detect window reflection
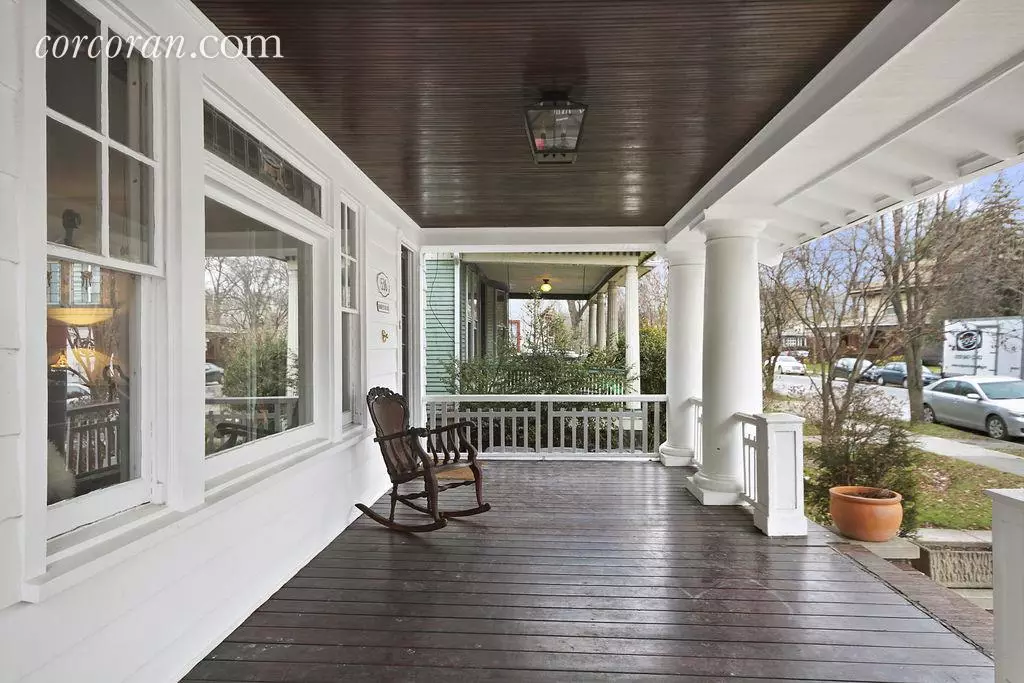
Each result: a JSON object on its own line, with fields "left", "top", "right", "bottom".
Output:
{"left": 46, "top": 259, "right": 136, "bottom": 503}
{"left": 204, "top": 198, "right": 311, "bottom": 456}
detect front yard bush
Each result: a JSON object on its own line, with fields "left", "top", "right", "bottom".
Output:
{"left": 803, "top": 389, "right": 921, "bottom": 534}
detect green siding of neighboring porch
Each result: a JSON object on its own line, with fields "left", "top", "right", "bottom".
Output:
{"left": 425, "top": 258, "right": 456, "bottom": 393}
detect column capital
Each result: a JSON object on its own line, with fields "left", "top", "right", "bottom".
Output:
{"left": 697, "top": 217, "right": 766, "bottom": 241}
{"left": 663, "top": 247, "right": 705, "bottom": 267}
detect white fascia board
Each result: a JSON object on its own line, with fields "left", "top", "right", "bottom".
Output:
{"left": 419, "top": 226, "right": 667, "bottom": 253}
{"left": 663, "top": 0, "right": 957, "bottom": 241}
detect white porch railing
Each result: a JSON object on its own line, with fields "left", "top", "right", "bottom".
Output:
{"left": 65, "top": 401, "right": 122, "bottom": 477}
{"left": 737, "top": 412, "right": 760, "bottom": 506}
{"left": 425, "top": 394, "right": 666, "bottom": 458}
{"left": 690, "top": 397, "right": 703, "bottom": 468}
{"left": 987, "top": 489, "right": 1024, "bottom": 683}
{"left": 740, "top": 412, "right": 806, "bottom": 536}
{"left": 690, "top": 408, "right": 807, "bottom": 537}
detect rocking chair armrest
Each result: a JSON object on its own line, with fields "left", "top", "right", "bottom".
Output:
{"left": 373, "top": 428, "right": 421, "bottom": 444}
{"left": 423, "top": 421, "right": 472, "bottom": 436}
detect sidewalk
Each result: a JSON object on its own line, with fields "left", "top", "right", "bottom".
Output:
{"left": 914, "top": 435, "right": 1024, "bottom": 477}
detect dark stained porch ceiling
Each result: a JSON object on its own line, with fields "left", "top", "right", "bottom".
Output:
{"left": 193, "top": 0, "right": 889, "bottom": 228}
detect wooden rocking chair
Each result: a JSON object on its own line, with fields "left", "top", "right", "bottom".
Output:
{"left": 356, "top": 387, "right": 490, "bottom": 532}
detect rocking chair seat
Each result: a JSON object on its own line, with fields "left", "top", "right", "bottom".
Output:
{"left": 356, "top": 387, "right": 490, "bottom": 532}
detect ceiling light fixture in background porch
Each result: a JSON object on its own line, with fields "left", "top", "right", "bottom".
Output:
{"left": 524, "top": 93, "right": 587, "bottom": 164}
{"left": 539, "top": 278, "right": 553, "bottom": 293}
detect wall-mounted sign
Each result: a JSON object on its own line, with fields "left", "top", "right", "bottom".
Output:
{"left": 376, "top": 301, "right": 391, "bottom": 314}
{"left": 376, "top": 271, "right": 391, "bottom": 298}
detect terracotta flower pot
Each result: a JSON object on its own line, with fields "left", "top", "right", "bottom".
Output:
{"left": 829, "top": 486, "right": 903, "bottom": 542}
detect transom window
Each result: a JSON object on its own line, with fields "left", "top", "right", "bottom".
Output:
{"left": 43, "top": 0, "right": 158, "bottom": 527}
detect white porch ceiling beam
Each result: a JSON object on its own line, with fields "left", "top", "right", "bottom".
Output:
{"left": 460, "top": 253, "right": 642, "bottom": 266}
{"left": 925, "top": 112, "right": 1022, "bottom": 160}
{"left": 833, "top": 165, "right": 914, "bottom": 202}
{"left": 875, "top": 141, "right": 959, "bottom": 183}
{"left": 663, "top": 0, "right": 957, "bottom": 241}
{"left": 780, "top": 196, "right": 851, "bottom": 227}
{"left": 801, "top": 184, "right": 877, "bottom": 216}
{"left": 778, "top": 45, "right": 1024, "bottom": 208}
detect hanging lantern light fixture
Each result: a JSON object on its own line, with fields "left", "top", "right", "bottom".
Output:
{"left": 523, "top": 92, "right": 587, "bottom": 164}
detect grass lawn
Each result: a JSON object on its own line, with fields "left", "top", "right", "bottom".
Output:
{"left": 804, "top": 443, "right": 1024, "bottom": 530}
{"left": 907, "top": 422, "right": 989, "bottom": 440}
{"left": 906, "top": 421, "right": 1024, "bottom": 457}
{"left": 914, "top": 451, "right": 1024, "bottom": 529}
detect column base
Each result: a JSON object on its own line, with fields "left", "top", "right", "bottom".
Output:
{"left": 753, "top": 506, "right": 809, "bottom": 537}
{"left": 658, "top": 442, "right": 693, "bottom": 467}
{"left": 684, "top": 473, "right": 742, "bottom": 506}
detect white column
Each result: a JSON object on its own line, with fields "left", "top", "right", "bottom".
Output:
{"left": 588, "top": 302, "right": 597, "bottom": 347}
{"left": 659, "top": 247, "right": 704, "bottom": 466}
{"left": 987, "top": 489, "right": 1024, "bottom": 683}
{"left": 686, "top": 219, "right": 765, "bottom": 505}
{"left": 596, "top": 288, "right": 608, "bottom": 351}
{"left": 624, "top": 267, "right": 640, "bottom": 395}
{"left": 607, "top": 285, "right": 620, "bottom": 347}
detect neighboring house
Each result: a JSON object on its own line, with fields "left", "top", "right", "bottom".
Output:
{"left": 846, "top": 280, "right": 942, "bottom": 364}
{"left": 425, "top": 254, "right": 510, "bottom": 393}
{"left": 425, "top": 251, "right": 653, "bottom": 393}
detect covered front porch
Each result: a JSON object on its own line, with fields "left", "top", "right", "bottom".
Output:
{"left": 185, "top": 462, "right": 993, "bottom": 682}
{"left": 5, "top": 0, "right": 1024, "bottom": 681}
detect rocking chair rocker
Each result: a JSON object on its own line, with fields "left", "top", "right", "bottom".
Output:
{"left": 356, "top": 387, "right": 490, "bottom": 532}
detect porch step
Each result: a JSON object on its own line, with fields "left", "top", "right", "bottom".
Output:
{"left": 837, "top": 534, "right": 921, "bottom": 560}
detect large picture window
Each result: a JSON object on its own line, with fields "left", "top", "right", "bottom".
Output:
{"left": 44, "top": 0, "right": 157, "bottom": 516}
{"left": 204, "top": 198, "right": 312, "bottom": 456}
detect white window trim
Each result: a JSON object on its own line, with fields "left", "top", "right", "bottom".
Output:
{"left": 202, "top": 156, "right": 331, "bottom": 481}
{"left": 42, "top": 0, "right": 166, "bottom": 539}
{"left": 338, "top": 199, "right": 362, "bottom": 431}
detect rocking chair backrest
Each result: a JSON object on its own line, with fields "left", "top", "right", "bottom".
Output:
{"left": 366, "top": 387, "right": 421, "bottom": 478}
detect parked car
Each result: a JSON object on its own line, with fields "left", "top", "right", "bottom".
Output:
{"left": 832, "top": 357, "right": 875, "bottom": 382}
{"left": 922, "top": 375, "right": 1024, "bottom": 440}
{"left": 870, "top": 362, "right": 941, "bottom": 388}
{"left": 205, "top": 362, "right": 225, "bottom": 385}
{"left": 65, "top": 381, "right": 92, "bottom": 407}
{"left": 768, "top": 356, "right": 806, "bottom": 375}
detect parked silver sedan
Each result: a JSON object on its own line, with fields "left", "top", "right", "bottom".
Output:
{"left": 922, "top": 375, "right": 1024, "bottom": 440}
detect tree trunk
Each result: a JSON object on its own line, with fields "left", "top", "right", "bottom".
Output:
{"left": 905, "top": 338, "right": 924, "bottom": 422}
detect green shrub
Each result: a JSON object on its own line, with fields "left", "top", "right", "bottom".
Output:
{"left": 803, "top": 390, "right": 921, "bottom": 534}
{"left": 445, "top": 344, "right": 630, "bottom": 395}
{"left": 222, "top": 331, "right": 290, "bottom": 397}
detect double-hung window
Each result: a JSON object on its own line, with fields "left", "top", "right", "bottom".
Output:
{"left": 339, "top": 204, "right": 360, "bottom": 426}
{"left": 43, "top": 0, "right": 159, "bottom": 534}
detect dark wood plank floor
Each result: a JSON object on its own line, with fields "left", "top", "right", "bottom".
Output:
{"left": 184, "top": 461, "right": 994, "bottom": 682}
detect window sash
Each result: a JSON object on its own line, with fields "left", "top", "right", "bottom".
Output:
{"left": 43, "top": 1, "right": 162, "bottom": 534}
{"left": 44, "top": 0, "right": 161, "bottom": 271}
{"left": 339, "top": 202, "right": 361, "bottom": 427}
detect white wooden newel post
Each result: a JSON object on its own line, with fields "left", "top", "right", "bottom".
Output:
{"left": 753, "top": 413, "right": 807, "bottom": 536}
{"left": 687, "top": 218, "right": 765, "bottom": 505}
{"left": 659, "top": 245, "right": 704, "bottom": 466}
{"left": 987, "top": 489, "right": 1024, "bottom": 683}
